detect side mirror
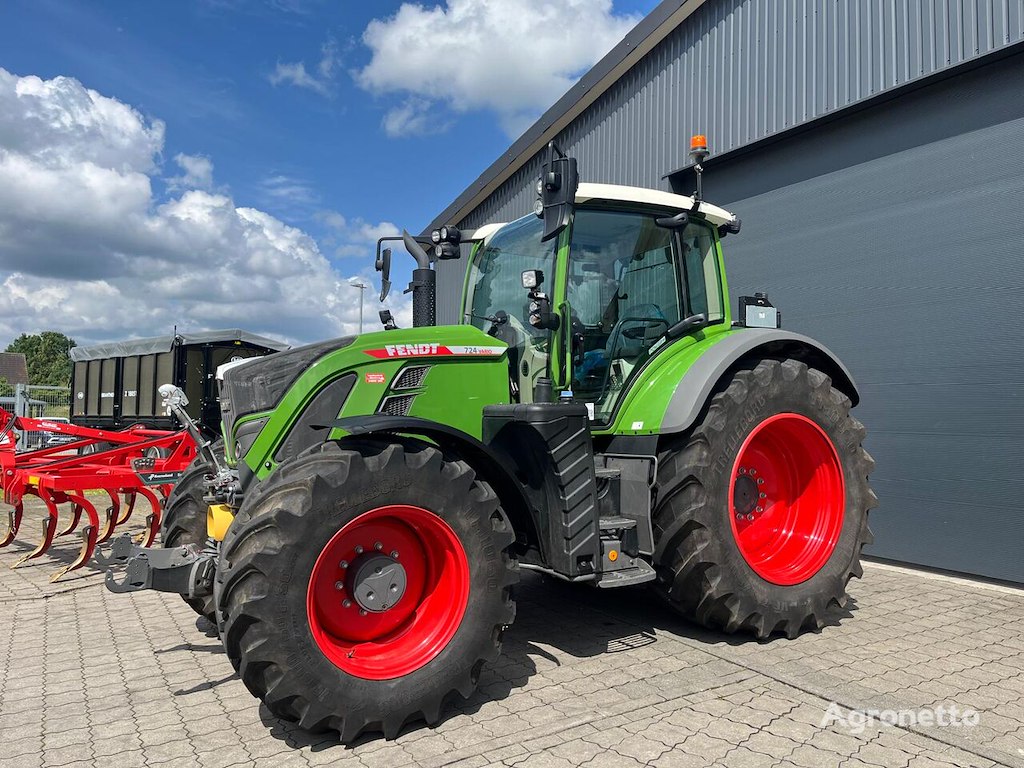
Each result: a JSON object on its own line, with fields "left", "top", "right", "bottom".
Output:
{"left": 376, "top": 247, "right": 392, "bottom": 301}
{"left": 534, "top": 142, "right": 578, "bottom": 243}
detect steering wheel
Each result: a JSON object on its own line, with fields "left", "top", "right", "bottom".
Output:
{"left": 610, "top": 316, "right": 669, "bottom": 353}
{"left": 621, "top": 320, "right": 668, "bottom": 341}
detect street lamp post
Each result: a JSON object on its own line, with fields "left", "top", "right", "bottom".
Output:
{"left": 350, "top": 280, "right": 369, "bottom": 334}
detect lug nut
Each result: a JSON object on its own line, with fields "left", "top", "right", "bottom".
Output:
{"left": 339, "top": 560, "right": 348, "bottom": 569}
{"left": 757, "top": 477, "right": 764, "bottom": 485}
{"left": 749, "top": 468, "right": 757, "bottom": 476}
{"left": 746, "top": 513, "right": 755, "bottom": 521}
{"left": 359, "top": 609, "right": 367, "bottom": 617}
{"left": 738, "top": 467, "right": 747, "bottom": 474}
{"left": 374, "top": 542, "right": 383, "bottom": 551}
{"left": 759, "top": 492, "right": 766, "bottom": 499}
{"left": 334, "top": 581, "right": 344, "bottom": 590}
{"left": 390, "top": 550, "right": 399, "bottom": 559}
{"left": 755, "top": 506, "right": 763, "bottom": 513}
{"left": 374, "top": 566, "right": 382, "bottom": 574}
{"left": 342, "top": 599, "right": 352, "bottom": 608}
{"left": 354, "top": 545, "right": 364, "bottom": 554}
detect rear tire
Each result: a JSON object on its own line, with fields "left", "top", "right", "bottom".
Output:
{"left": 160, "top": 442, "right": 222, "bottom": 621}
{"left": 214, "top": 439, "right": 518, "bottom": 741}
{"left": 652, "top": 358, "right": 876, "bottom": 639}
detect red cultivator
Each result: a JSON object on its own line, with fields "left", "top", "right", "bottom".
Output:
{"left": 0, "top": 409, "right": 197, "bottom": 581}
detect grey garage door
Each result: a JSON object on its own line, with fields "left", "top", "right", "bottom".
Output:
{"left": 673, "top": 49, "right": 1024, "bottom": 583}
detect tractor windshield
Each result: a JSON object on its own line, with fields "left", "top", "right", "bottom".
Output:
{"left": 465, "top": 214, "right": 557, "bottom": 401}
{"left": 567, "top": 207, "right": 723, "bottom": 421}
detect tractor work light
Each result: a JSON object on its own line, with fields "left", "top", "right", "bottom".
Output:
{"left": 430, "top": 229, "right": 442, "bottom": 244}
{"left": 521, "top": 269, "right": 543, "bottom": 289}
{"left": 433, "top": 243, "right": 460, "bottom": 260}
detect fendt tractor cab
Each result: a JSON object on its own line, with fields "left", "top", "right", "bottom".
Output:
{"left": 105, "top": 138, "right": 875, "bottom": 742}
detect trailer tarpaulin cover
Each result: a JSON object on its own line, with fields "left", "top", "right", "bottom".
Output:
{"left": 69, "top": 329, "right": 289, "bottom": 362}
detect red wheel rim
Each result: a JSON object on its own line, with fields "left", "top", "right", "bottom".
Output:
{"left": 306, "top": 505, "right": 469, "bottom": 680}
{"left": 728, "top": 413, "right": 845, "bottom": 585}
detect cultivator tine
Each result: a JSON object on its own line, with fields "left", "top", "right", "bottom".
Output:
{"left": 0, "top": 503, "right": 23, "bottom": 548}
{"left": 49, "top": 494, "right": 99, "bottom": 582}
{"left": 98, "top": 490, "right": 121, "bottom": 544}
{"left": 57, "top": 503, "right": 83, "bottom": 537}
{"left": 11, "top": 497, "right": 60, "bottom": 568}
{"left": 117, "top": 491, "right": 137, "bottom": 526}
{"left": 135, "top": 487, "right": 163, "bottom": 548}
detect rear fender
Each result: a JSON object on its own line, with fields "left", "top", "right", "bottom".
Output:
{"left": 659, "top": 329, "right": 859, "bottom": 434}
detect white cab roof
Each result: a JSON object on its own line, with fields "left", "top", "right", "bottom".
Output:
{"left": 575, "top": 183, "right": 737, "bottom": 227}
{"left": 463, "top": 183, "right": 737, "bottom": 243}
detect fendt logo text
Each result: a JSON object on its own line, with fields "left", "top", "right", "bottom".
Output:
{"left": 385, "top": 343, "right": 439, "bottom": 357}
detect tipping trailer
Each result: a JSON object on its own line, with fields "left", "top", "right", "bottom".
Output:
{"left": 103, "top": 138, "right": 876, "bottom": 742}
{"left": 70, "top": 329, "right": 287, "bottom": 439}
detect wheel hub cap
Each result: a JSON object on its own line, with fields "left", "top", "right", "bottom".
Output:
{"left": 350, "top": 554, "right": 407, "bottom": 612}
{"left": 733, "top": 474, "right": 758, "bottom": 516}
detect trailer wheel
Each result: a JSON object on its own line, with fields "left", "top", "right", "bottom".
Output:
{"left": 214, "top": 439, "right": 518, "bottom": 741}
{"left": 160, "top": 442, "right": 222, "bottom": 621}
{"left": 652, "top": 359, "right": 876, "bottom": 639}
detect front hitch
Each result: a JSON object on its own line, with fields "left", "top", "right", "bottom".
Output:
{"left": 100, "top": 533, "right": 215, "bottom": 598}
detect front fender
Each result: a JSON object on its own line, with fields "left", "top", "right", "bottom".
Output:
{"left": 329, "top": 415, "right": 537, "bottom": 551}
{"left": 604, "top": 327, "right": 859, "bottom": 436}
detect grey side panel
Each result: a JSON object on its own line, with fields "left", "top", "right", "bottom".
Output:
{"left": 274, "top": 374, "right": 356, "bottom": 465}
{"left": 662, "top": 329, "right": 859, "bottom": 433}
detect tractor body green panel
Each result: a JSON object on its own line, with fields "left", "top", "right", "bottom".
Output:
{"left": 240, "top": 325, "right": 510, "bottom": 479}
{"left": 595, "top": 323, "right": 737, "bottom": 436}
{"left": 594, "top": 234, "right": 735, "bottom": 437}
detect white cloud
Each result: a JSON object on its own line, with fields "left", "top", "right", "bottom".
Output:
{"left": 381, "top": 98, "right": 450, "bottom": 138}
{"left": 357, "top": 0, "right": 640, "bottom": 137}
{"left": 268, "top": 39, "right": 339, "bottom": 97}
{"left": 317, "top": 211, "right": 399, "bottom": 259}
{"left": 0, "top": 67, "right": 407, "bottom": 345}
{"left": 169, "top": 153, "right": 214, "bottom": 190}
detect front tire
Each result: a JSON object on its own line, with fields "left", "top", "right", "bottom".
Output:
{"left": 214, "top": 440, "right": 518, "bottom": 741}
{"left": 653, "top": 358, "right": 876, "bottom": 639}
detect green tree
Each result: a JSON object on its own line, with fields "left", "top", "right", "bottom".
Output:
{"left": 5, "top": 331, "right": 77, "bottom": 386}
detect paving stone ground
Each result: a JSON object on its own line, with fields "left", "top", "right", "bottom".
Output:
{"left": 0, "top": 498, "right": 1022, "bottom": 768}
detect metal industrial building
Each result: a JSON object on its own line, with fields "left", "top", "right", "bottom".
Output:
{"left": 432, "top": 0, "right": 1024, "bottom": 583}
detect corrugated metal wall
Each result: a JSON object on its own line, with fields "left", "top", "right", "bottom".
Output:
{"left": 457, "top": 0, "right": 1024, "bottom": 229}
{"left": 439, "top": 0, "right": 1024, "bottom": 321}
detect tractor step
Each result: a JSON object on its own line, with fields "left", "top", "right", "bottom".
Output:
{"left": 599, "top": 515, "right": 637, "bottom": 530}
{"left": 595, "top": 558, "right": 657, "bottom": 588}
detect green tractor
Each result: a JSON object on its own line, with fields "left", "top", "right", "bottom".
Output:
{"left": 105, "top": 139, "right": 875, "bottom": 741}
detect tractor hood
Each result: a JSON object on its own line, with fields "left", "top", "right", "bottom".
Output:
{"left": 219, "top": 325, "right": 511, "bottom": 478}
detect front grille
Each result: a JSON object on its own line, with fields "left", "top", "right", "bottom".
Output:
{"left": 393, "top": 365, "right": 430, "bottom": 390}
{"left": 379, "top": 394, "right": 416, "bottom": 417}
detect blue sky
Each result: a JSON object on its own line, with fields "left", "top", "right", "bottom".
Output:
{"left": 0, "top": 0, "right": 658, "bottom": 345}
